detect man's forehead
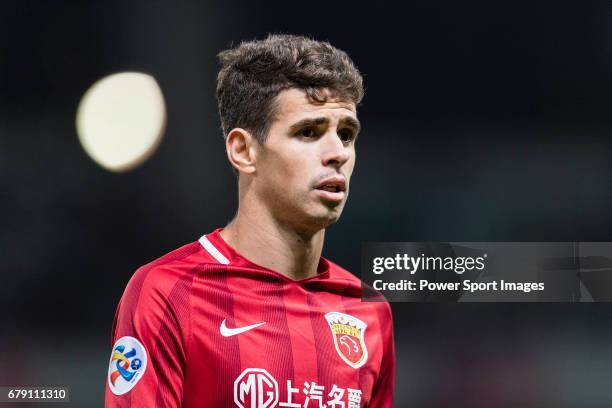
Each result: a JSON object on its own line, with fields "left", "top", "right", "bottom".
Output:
{"left": 275, "top": 88, "right": 357, "bottom": 120}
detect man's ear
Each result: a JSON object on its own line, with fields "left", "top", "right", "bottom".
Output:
{"left": 225, "top": 128, "right": 258, "bottom": 174}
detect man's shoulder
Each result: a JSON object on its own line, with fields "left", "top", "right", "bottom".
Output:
{"left": 133, "top": 241, "right": 200, "bottom": 278}
{"left": 122, "top": 238, "right": 225, "bottom": 299}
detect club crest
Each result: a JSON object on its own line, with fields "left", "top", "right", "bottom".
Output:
{"left": 325, "top": 312, "right": 368, "bottom": 369}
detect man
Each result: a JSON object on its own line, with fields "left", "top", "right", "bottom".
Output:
{"left": 105, "top": 34, "right": 395, "bottom": 408}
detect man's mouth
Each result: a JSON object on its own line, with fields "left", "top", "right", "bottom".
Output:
{"left": 315, "top": 176, "right": 346, "bottom": 192}
{"left": 317, "top": 185, "right": 342, "bottom": 193}
{"left": 314, "top": 177, "right": 347, "bottom": 203}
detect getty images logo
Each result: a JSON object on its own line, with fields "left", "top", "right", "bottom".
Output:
{"left": 372, "top": 253, "right": 487, "bottom": 275}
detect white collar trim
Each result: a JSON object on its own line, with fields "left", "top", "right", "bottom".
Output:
{"left": 198, "top": 234, "right": 230, "bottom": 265}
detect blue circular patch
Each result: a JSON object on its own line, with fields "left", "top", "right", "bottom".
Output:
{"left": 131, "top": 358, "right": 142, "bottom": 370}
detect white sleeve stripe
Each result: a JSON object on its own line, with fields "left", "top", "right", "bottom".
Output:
{"left": 198, "top": 235, "right": 230, "bottom": 265}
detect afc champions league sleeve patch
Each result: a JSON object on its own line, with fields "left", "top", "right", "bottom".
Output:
{"left": 325, "top": 312, "right": 368, "bottom": 369}
{"left": 107, "top": 336, "right": 148, "bottom": 395}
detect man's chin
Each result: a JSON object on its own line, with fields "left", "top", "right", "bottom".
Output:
{"left": 284, "top": 208, "right": 341, "bottom": 234}
{"left": 308, "top": 207, "right": 344, "bottom": 230}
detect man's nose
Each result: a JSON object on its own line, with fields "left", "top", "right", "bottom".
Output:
{"left": 321, "top": 131, "right": 350, "bottom": 168}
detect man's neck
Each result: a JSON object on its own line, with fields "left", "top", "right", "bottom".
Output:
{"left": 220, "top": 209, "right": 325, "bottom": 281}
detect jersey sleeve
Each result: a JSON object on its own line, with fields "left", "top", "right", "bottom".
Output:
{"left": 105, "top": 265, "right": 189, "bottom": 407}
{"left": 369, "top": 302, "right": 396, "bottom": 408}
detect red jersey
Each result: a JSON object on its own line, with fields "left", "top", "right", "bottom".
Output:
{"left": 105, "top": 228, "right": 395, "bottom": 408}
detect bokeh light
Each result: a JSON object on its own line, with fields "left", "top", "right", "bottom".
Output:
{"left": 76, "top": 72, "right": 166, "bottom": 172}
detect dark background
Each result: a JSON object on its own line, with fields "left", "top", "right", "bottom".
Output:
{"left": 2, "top": 1, "right": 612, "bottom": 406}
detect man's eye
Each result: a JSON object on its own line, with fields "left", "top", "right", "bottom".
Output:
{"left": 297, "top": 128, "right": 317, "bottom": 138}
{"left": 338, "top": 128, "right": 356, "bottom": 142}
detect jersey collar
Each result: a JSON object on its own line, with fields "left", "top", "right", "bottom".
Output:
{"left": 199, "top": 228, "right": 331, "bottom": 283}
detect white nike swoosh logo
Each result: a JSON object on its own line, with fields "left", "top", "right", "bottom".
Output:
{"left": 220, "top": 319, "right": 266, "bottom": 337}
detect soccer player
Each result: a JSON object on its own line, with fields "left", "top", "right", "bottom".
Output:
{"left": 105, "top": 34, "right": 395, "bottom": 408}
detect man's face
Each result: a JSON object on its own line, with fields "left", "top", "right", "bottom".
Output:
{"left": 253, "top": 88, "right": 360, "bottom": 233}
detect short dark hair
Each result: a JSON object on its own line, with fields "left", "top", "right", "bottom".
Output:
{"left": 216, "top": 34, "right": 364, "bottom": 144}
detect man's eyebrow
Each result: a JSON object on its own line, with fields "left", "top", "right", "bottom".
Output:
{"left": 288, "top": 116, "right": 361, "bottom": 132}
{"left": 288, "top": 117, "right": 329, "bottom": 132}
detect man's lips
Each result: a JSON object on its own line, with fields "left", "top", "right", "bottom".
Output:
{"left": 314, "top": 176, "right": 346, "bottom": 193}
{"left": 314, "top": 176, "right": 346, "bottom": 203}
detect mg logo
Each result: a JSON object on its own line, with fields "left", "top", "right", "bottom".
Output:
{"left": 234, "top": 368, "right": 279, "bottom": 408}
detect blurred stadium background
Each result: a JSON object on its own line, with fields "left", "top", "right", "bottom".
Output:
{"left": 2, "top": 1, "right": 612, "bottom": 406}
